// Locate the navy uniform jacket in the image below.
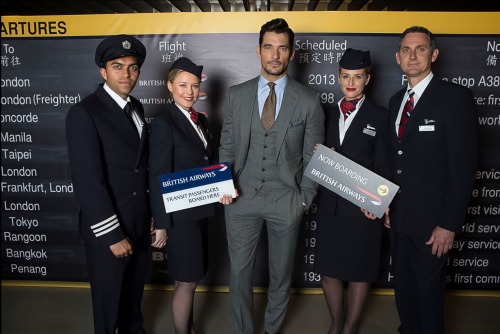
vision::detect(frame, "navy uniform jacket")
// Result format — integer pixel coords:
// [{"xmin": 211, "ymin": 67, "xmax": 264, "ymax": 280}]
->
[
  {"xmin": 66, "ymin": 84, "xmax": 151, "ymax": 249},
  {"xmin": 149, "ymin": 103, "xmax": 216, "ymax": 229},
  {"xmin": 316, "ymin": 98, "xmax": 390, "ymax": 217},
  {"xmin": 388, "ymin": 77, "xmax": 478, "ymax": 237}
]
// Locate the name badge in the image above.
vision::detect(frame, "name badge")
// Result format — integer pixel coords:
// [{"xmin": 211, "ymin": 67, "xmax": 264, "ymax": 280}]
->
[
  {"xmin": 419, "ymin": 125, "xmax": 435, "ymax": 131},
  {"xmin": 363, "ymin": 128, "xmax": 376, "ymax": 137}
]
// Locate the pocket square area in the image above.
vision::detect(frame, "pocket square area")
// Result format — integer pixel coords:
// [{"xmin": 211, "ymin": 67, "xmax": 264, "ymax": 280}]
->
[{"xmin": 289, "ymin": 120, "xmax": 305, "ymax": 127}]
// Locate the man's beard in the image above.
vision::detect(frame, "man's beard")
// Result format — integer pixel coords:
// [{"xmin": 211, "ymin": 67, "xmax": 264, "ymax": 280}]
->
[{"xmin": 263, "ymin": 63, "xmax": 287, "ymax": 77}]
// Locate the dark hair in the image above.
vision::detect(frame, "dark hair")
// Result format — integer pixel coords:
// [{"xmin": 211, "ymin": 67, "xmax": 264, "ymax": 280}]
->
[
  {"xmin": 399, "ymin": 26, "xmax": 437, "ymax": 51},
  {"xmin": 259, "ymin": 18, "xmax": 294, "ymax": 49}
]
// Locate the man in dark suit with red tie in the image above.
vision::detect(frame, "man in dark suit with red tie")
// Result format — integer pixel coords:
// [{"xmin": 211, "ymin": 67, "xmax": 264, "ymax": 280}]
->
[
  {"xmin": 387, "ymin": 26, "xmax": 478, "ymax": 334},
  {"xmin": 66, "ymin": 35, "xmax": 151, "ymax": 334}
]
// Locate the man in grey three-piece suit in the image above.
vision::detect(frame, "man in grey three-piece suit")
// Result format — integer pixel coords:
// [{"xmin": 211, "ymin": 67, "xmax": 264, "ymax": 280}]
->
[{"xmin": 219, "ymin": 18, "xmax": 325, "ymax": 334}]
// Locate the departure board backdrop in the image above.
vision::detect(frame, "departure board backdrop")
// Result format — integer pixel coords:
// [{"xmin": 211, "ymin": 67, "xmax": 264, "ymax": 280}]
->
[{"xmin": 1, "ymin": 12, "xmax": 499, "ymax": 292}]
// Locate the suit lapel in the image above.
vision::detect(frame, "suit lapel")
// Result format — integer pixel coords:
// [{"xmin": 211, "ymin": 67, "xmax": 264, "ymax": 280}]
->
[
  {"xmin": 276, "ymin": 79, "xmax": 299, "ymax": 159},
  {"xmin": 199, "ymin": 116, "xmax": 213, "ymax": 159},
  {"xmin": 238, "ymin": 78, "xmax": 259, "ymax": 163},
  {"xmin": 391, "ymin": 88, "xmax": 406, "ymax": 143},
  {"xmin": 96, "ymin": 87, "xmax": 147, "ymax": 168},
  {"xmin": 170, "ymin": 104, "xmax": 206, "ymax": 150},
  {"xmin": 324, "ymin": 106, "xmax": 341, "ymax": 149},
  {"xmin": 343, "ymin": 100, "xmax": 371, "ymax": 145},
  {"xmin": 97, "ymin": 86, "xmax": 140, "ymax": 145},
  {"xmin": 134, "ymin": 103, "xmax": 149, "ymax": 168}
]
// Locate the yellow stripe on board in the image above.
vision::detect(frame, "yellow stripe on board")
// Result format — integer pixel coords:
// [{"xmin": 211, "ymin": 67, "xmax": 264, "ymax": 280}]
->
[
  {"xmin": 1, "ymin": 11, "xmax": 500, "ymax": 38},
  {"xmin": 2, "ymin": 281, "xmax": 500, "ymax": 297}
]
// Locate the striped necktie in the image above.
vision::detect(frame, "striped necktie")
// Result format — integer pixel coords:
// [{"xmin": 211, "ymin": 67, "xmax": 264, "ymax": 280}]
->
[
  {"xmin": 189, "ymin": 109, "xmax": 199, "ymax": 125},
  {"xmin": 397, "ymin": 89, "xmax": 415, "ymax": 141},
  {"xmin": 340, "ymin": 98, "xmax": 360, "ymax": 121}
]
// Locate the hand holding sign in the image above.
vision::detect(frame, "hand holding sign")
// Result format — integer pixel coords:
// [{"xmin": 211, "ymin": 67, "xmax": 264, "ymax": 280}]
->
[
  {"xmin": 304, "ymin": 144, "xmax": 399, "ymax": 218},
  {"xmin": 219, "ymin": 189, "xmax": 239, "ymax": 205},
  {"xmin": 159, "ymin": 162, "xmax": 236, "ymax": 213}
]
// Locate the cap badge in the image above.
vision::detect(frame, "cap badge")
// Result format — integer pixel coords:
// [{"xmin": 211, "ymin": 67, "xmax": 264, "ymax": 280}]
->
[{"xmin": 122, "ymin": 40, "xmax": 131, "ymax": 50}]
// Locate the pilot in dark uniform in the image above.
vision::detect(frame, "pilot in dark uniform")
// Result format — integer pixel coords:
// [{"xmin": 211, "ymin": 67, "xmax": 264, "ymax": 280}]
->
[{"xmin": 66, "ymin": 34, "xmax": 150, "ymax": 334}]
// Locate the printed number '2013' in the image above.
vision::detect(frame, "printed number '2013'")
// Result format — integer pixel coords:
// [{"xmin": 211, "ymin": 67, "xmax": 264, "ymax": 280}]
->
[{"xmin": 309, "ymin": 74, "xmax": 336, "ymax": 85}]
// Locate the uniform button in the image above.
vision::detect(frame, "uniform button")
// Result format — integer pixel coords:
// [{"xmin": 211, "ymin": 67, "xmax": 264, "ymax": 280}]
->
[
  {"xmin": 398, "ymin": 189, "xmax": 402, "ymax": 193},
  {"xmin": 204, "ymin": 156, "xmax": 208, "ymax": 160},
  {"xmin": 262, "ymin": 168, "xmax": 265, "ymax": 171},
  {"xmin": 397, "ymin": 170, "xmax": 402, "ymax": 174},
  {"xmin": 263, "ymin": 157, "xmax": 266, "ymax": 160},
  {"xmin": 134, "ymin": 169, "xmax": 139, "ymax": 172},
  {"xmin": 262, "ymin": 180, "xmax": 265, "ymax": 183},
  {"xmin": 264, "ymin": 145, "xmax": 267, "ymax": 148},
  {"xmin": 146, "ymin": 189, "xmax": 149, "ymax": 193},
  {"xmin": 265, "ymin": 133, "xmax": 268, "ymax": 137},
  {"xmin": 133, "ymin": 192, "xmax": 137, "ymax": 196},
  {"xmin": 398, "ymin": 150, "xmax": 403, "ymax": 155}
]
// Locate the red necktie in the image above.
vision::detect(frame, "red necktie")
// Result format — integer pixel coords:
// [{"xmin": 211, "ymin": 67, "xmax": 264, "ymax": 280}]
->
[
  {"xmin": 189, "ymin": 109, "xmax": 199, "ymax": 125},
  {"xmin": 340, "ymin": 98, "xmax": 359, "ymax": 121},
  {"xmin": 397, "ymin": 89, "xmax": 415, "ymax": 141}
]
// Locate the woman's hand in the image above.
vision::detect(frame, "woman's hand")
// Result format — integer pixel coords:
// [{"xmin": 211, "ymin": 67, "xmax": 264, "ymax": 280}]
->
[
  {"xmin": 151, "ymin": 229, "xmax": 167, "ymax": 249},
  {"xmin": 313, "ymin": 143, "xmax": 335, "ymax": 154},
  {"xmin": 383, "ymin": 208, "xmax": 390, "ymax": 228},
  {"xmin": 361, "ymin": 208, "xmax": 377, "ymax": 220},
  {"xmin": 219, "ymin": 189, "xmax": 239, "ymax": 205}
]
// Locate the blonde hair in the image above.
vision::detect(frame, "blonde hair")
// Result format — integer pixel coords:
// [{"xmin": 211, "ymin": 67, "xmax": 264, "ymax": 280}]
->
[{"xmin": 168, "ymin": 68, "xmax": 183, "ymax": 83}]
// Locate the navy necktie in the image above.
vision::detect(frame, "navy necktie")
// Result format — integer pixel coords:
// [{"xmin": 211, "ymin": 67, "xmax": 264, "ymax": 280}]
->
[{"xmin": 123, "ymin": 102, "xmax": 134, "ymax": 122}]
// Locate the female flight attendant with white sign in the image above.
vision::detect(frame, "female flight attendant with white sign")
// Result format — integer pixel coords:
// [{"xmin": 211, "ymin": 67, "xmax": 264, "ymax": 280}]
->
[{"xmin": 149, "ymin": 57, "xmax": 216, "ymax": 334}]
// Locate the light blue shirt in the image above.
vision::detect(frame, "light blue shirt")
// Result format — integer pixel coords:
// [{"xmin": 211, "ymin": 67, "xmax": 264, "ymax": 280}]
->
[{"xmin": 258, "ymin": 75, "xmax": 288, "ymax": 119}]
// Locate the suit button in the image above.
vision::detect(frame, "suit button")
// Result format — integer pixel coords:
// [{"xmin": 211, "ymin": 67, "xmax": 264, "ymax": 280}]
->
[
  {"xmin": 262, "ymin": 168, "xmax": 265, "ymax": 171},
  {"xmin": 133, "ymin": 192, "xmax": 137, "ymax": 196},
  {"xmin": 204, "ymin": 156, "xmax": 208, "ymax": 160},
  {"xmin": 262, "ymin": 180, "xmax": 265, "ymax": 183},
  {"xmin": 398, "ymin": 189, "xmax": 402, "ymax": 193},
  {"xmin": 134, "ymin": 169, "xmax": 139, "ymax": 172},
  {"xmin": 397, "ymin": 170, "xmax": 402, "ymax": 174},
  {"xmin": 398, "ymin": 150, "xmax": 403, "ymax": 155},
  {"xmin": 264, "ymin": 133, "xmax": 269, "ymax": 137},
  {"xmin": 264, "ymin": 145, "xmax": 267, "ymax": 149}
]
